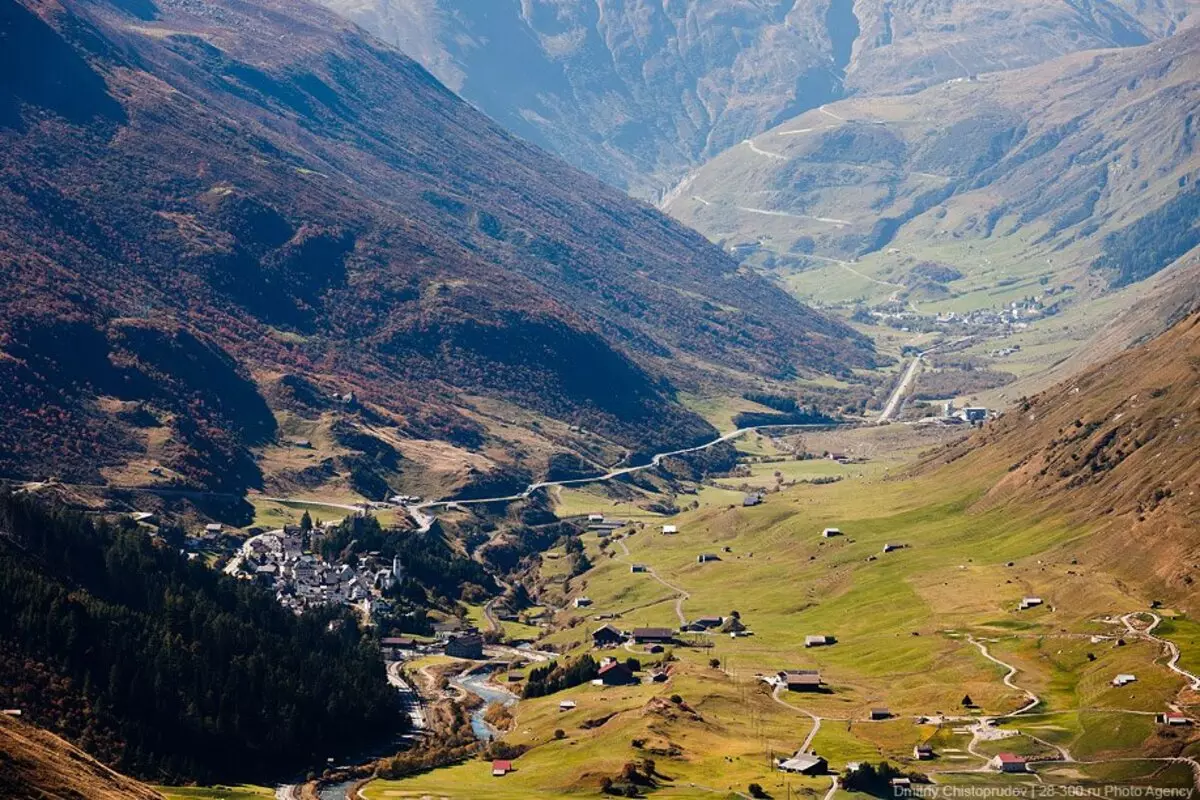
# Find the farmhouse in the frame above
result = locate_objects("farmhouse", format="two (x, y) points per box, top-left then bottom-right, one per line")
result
(689, 615), (724, 630)
(573, 596), (593, 608)
(444, 634), (484, 660)
(1158, 714), (1192, 725)
(697, 553), (721, 563)
(1112, 674), (1137, 687)
(631, 627), (676, 644)
(778, 753), (827, 775)
(587, 514), (604, 523)
(492, 759), (512, 777)
(822, 528), (842, 538)
(882, 543), (905, 553)
(559, 700), (577, 711)
(1018, 597), (1043, 610)
(661, 524), (678, 535)
(990, 753), (1027, 773)
(870, 707), (891, 720)
(804, 635), (835, 648)
(598, 659), (637, 686)
(630, 563), (648, 573)
(913, 744), (934, 760)
(592, 624), (625, 648)
(743, 494), (763, 507)
(780, 670), (822, 691)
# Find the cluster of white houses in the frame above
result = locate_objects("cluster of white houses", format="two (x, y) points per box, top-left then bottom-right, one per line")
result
(235, 526), (402, 614)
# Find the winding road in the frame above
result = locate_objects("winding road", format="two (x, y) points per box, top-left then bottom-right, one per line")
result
(1122, 612), (1200, 691)
(407, 422), (844, 532)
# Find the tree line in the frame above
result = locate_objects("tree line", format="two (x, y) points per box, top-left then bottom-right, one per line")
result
(0, 492), (401, 784)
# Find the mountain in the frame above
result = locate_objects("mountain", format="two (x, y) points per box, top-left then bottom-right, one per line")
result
(664, 24), (1199, 344)
(0, 712), (163, 800)
(321, 0), (1195, 196)
(924, 309), (1200, 607)
(0, 0), (873, 504)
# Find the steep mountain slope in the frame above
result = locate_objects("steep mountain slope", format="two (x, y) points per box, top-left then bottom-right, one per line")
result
(322, 0), (1195, 196)
(667, 26), (1198, 308)
(924, 309), (1200, 607)
(0, 713), (163, 800)
(0, 0), (872, 501)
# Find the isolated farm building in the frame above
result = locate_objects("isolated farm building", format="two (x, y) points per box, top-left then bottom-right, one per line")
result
(1158, 714), (1192, 725)
(690, 615), (724, 630)
(913, 744), (934, 760)
(1112, 673), (1137, 687)
(743, 494), (763, 507)
(962, 407), (988, 422)
(826, 452), (849, 462)
(630, 563), (648, 573)
(131, 511), (157, 525)
(492, 759), (512, 777)
(822, 528), (843, 538)
(650, 669), (670, 683)
(598, 659), (637, 686)
(990, 753), (1026, 773)
(573, 596), (593, 608)
(592, 624), (625, 648)
(721, 617), (747, 634)
(870, 707), (891, 720)
(805, 635), (835, 648)
(697, 553), (721, 563)
(778, 753), (827, 775)
(631, 627), (676, 644)
(587, 514), (604, 523)
(204, 523), (223, 535)
(882, 543), (905, 553)
(558, 700), (577, 711)
(890, 778), (912, 791)
(780, 670), (822, 691)
(1018, 597), (1043, 610)
(444, 634), (484, 660)
(661, 524), (678, 535)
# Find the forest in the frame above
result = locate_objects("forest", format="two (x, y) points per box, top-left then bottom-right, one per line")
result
(0, 493), (401, 783)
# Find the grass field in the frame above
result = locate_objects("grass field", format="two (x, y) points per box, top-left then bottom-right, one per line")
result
(157, 787), (273, 800)
(367, 426), (1197, 798)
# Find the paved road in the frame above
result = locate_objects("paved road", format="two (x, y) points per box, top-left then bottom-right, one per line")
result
(772, 684), (822, 754)
(407, 422), (843, 531)
(878, 354), (924, 424)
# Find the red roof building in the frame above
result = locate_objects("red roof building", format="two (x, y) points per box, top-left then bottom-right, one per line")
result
(492, 759), (512, 776)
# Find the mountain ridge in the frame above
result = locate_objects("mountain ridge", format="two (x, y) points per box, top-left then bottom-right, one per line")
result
(0, 0), (872, 502)
(323, 0), (1196, 196)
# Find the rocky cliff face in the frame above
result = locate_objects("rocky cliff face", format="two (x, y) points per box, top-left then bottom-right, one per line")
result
(322, 0), (1194, 196)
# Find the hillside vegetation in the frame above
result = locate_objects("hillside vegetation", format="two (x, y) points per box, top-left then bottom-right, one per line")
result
(668, 26), (1198, 278)
(925, 309), (1200, 604)
(0, 713), (163, 800)
(0, 0), (873, 503)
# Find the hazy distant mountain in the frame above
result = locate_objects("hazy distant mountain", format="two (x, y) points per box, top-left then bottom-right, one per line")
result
(322, 0), (1195, 196)
(0, 0), (871, 500)
(666, 26), (1198, 290)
